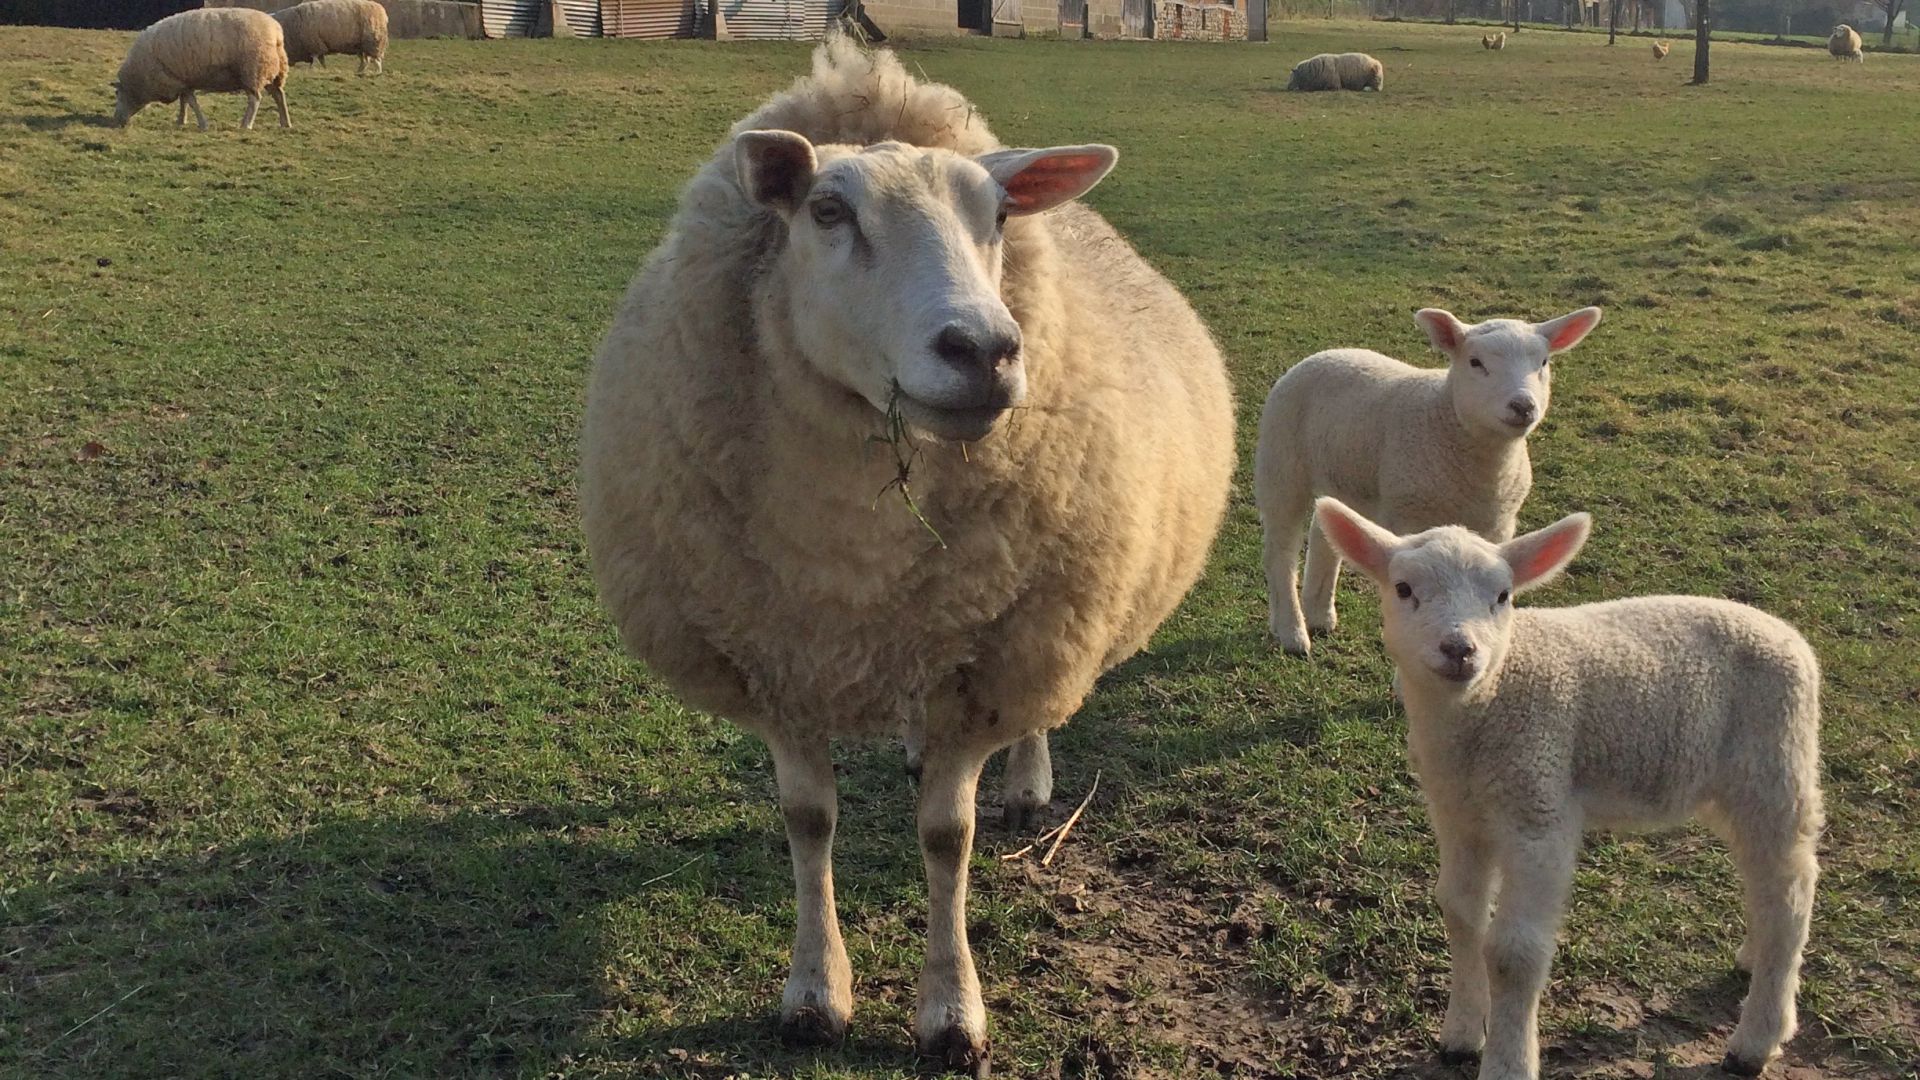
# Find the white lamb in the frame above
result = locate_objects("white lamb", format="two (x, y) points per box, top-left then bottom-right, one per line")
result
(274, 0), (390, 75)
(1314, 497), (1822, 1080)
(1828, 24), (1864, 62)
(113, 7), (292, 130)
(1286, 51), (1385, 92)
(579, 39), (1234, 1074)
(1255, 306), (1602, 655)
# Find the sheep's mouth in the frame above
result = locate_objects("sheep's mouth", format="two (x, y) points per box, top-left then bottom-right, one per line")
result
(894, 394), (1012, 443)
(1431, 660), (1479, 683)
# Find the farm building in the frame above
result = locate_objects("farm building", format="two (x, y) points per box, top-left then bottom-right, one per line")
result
(863, 0), (1265, 38)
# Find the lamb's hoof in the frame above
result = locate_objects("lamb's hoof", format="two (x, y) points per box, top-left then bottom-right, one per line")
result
(1002, 795), (1045, 832)
(918, 1026), (991, 1077)
(778, 1005), (847, 1047)
(1273, 631), (1311, 657)
(1437, 1046), (1480, 1068)
(1719, 1051), (1766, 1077)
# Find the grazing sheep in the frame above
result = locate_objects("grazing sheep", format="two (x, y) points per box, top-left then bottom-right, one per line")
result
(112, 7), (291, 130)
(1483, 30), (1507, 49)
(1828, 24), (1863, 62)
(1313, 498), (1822, 1080)
(1651, 39), (1671, 59)
(579, 38), (1234, 1073)
(1254, 306), (1602, 655)
(1287, 51), (1385, 91)
(274, 0), (389, 75)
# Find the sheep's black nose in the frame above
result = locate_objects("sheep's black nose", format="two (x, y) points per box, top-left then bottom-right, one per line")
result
(1439, 638), (1477, 661)
(1507, 398), (1538, 423)
(934, 325), (1021, 373)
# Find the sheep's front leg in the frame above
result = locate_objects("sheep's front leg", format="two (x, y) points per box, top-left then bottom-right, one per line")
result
(1000, 732), (1052, 831)
(1301, 519), (1343, 636)
(768, 735), (852, 1044)
(175, 97), (188, 126)
(239, 90), (260, 130)
(269, 80), (291, 129)
(916, 740), (994, 1076)
(182, 90), (207, 131)
(1479, 830), (1576, 1080)
(1435, 828), (1496, 1063)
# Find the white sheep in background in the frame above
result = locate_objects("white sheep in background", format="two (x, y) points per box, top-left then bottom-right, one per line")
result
(1314, 497), (1822, 1080)
(1651, 39), (1671, 60)
(274, 0), (389, 75)
(113, 7), (291, 130)
(1287, 52), (1385, 92)
(1254, 306), (1601, 655)
(579, 38), (1234, 1073)
(1484, 31), (1508, 49)
(1828, 24), (1864, 62)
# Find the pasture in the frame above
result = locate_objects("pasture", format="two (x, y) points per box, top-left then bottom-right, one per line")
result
(2, 20), (1916, 1079)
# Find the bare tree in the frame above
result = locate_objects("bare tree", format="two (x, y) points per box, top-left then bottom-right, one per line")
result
(1609, 0), (1621, 41)
(1693, 0), (1710, 82)
(1878, 0), (1907, 44)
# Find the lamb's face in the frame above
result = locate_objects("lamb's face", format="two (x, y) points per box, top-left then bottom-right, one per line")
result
(735, 131), (1116, 442)
(1378, 530), (1517, 688)
(1416, 306), (1602, 441)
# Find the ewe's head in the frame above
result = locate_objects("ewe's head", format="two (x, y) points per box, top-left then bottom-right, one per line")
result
(110, 79), (138, 127)
(1315, 497), (1590, 691)
(735, 130), (1117, 443)
(1416, 306), (1601, 441)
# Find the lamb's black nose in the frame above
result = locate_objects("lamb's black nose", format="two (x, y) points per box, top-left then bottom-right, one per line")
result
(933, 325), (1021, 373)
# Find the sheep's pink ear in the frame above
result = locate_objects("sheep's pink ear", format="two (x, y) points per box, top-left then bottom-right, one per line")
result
(1500, 512), (1591, 593)
(735, 129), (816, 214)
(1313, 497), (1399, 581)
(1535, 306), (1603, 354)
(977, 144), (1118, 216)
(1414, 308), (1469, 357)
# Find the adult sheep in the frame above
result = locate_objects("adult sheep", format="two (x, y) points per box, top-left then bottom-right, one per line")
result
(579, 37), (1234, 1074)
(1828, 24), (1864, 62)
(113, 7), (291, 130)
(274, 0), (389, 75)
(1288, 51), (1386, 91)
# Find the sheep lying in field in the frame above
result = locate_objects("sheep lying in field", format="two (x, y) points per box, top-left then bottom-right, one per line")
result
(1254, 306), (1601, 655)
(1483, 31), (1507, 49)
(579, 37), (1234, 1074)
(113, 7), (291, 130)
(1651, 39), (1671, 59)
(1314, 498), (1822, 1080)
(1287, 51), (1385, 91)
(1828, 24), (1863, 62)
(275, 0), (389, 75)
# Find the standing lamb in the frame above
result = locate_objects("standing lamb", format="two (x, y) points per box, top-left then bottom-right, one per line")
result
(1483, 30), (1508, 49)
(112, 7), (291, 130)
(1828, 24), (1864, 62)
(1287, 52), (1386, 91)
(579, 38), (1234, 1074)
(1651, 39), (1671, 59)
(1313, 498), (1822, 1080)
(274, 0), (390, 75)
(1254, 306), (1601, 655)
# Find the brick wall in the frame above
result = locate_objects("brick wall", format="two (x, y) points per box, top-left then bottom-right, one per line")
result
(1156, 0), (1243, 38)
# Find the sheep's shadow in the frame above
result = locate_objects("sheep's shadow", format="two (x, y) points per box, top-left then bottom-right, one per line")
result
(10, 111), (115, 131)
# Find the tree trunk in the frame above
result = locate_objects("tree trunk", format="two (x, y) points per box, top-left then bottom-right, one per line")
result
(1608, 0), (1619, 41)
(1692, 0), (1709, 83)
(1447, 0), (1456, 23)
(1882, 0), (1900, 45)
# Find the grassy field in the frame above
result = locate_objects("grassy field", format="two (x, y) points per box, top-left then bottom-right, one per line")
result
(3, 19), (1917, 1080)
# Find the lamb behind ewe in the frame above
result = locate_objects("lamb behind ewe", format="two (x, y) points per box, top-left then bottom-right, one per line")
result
(1315, 498), (1822, 1080)
(1255, 306), (1601, 655)
(1287, 51), (1385, 91)
(579, 37), (1234, 1073)
(274, 0), (389, 75)
(1828, 24), (1864, 61)
(1652, 39), (1671, 59)
(113, 7), (291, 130)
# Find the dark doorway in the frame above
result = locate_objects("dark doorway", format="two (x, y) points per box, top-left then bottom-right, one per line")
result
(959, 0), (990, 29)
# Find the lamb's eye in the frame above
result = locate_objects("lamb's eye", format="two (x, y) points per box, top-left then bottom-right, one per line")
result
(1496, 589), (1511, 606)
(995, 207), (1009, 230)
(1395, 582), (1413, 600)
(810, 197), (850, 227)
(1468, 357), (1485, 370)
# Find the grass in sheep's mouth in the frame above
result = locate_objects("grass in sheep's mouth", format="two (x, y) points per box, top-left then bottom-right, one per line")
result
(2, 21), (1917, 1080)
(872, 384), (947, 548)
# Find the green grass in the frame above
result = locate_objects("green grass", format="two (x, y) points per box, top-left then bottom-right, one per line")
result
(3, 20), (1918, 1079)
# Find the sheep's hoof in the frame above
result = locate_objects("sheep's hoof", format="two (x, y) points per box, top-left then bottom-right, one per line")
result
(1436, 1046), (1480, 1068)
(917, 1026), (990, 1077)
(1719, 1051), (1766, 1077)
(1001, 795), (1046, 832)
(778, 1005), (847, 1047)
(904, 758), (923, 784)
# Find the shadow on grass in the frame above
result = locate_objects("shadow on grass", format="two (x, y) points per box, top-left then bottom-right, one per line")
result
(9, 112), (115, 131)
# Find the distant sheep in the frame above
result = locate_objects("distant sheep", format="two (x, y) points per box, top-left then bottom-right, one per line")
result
(1828, 24), (1863, 62)
(1314, 498), (1822, 1080)
(275, 0), (389, 75)
(579, 38), (1234, 1074)
(1255, 306), (1601, 654)
(1287, 52), (1384, 92)
(1483, 31), (1507, 49)
(1652, 39), (1671, 59)
(113, 7), (291, 130)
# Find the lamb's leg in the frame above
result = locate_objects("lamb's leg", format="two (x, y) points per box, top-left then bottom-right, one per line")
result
(1479, 830), (1576, 1080)
(1301, 520), (1342, 636)
(184, 91), (207, 131)
(1723, 831), (1818, 1075)
(269, 79), (291, 129)
(239, 90), (259, 130)
(1258, 481), (1313, 655)
(358, 54), (368, 76)
(1435, 829), (1496, 1063)
(768, 735), (852, 1044)
(915, 740), (994, 1076)
(1000, 732), (1052, 831)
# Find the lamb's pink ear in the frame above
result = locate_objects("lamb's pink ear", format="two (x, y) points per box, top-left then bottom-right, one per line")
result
(1535, 306), (1603, 354)
(1414, 308), (1469, 357)
(1500, 512), (1591, 593)
(977, 144), (1118, 216)
(734, 129), (816, 215)
(1313, 497), (1400, 582)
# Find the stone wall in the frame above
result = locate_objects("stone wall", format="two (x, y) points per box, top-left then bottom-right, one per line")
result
(1155, 0), (1243, 39)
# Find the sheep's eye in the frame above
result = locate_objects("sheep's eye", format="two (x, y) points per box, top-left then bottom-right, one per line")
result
(1468, 357), (1485, 370)
(1496, 589), (1511, 606)
(1394, 582), (1413, 600)
(810, 197), (851, 227)
(995, 207), (1009, 231)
